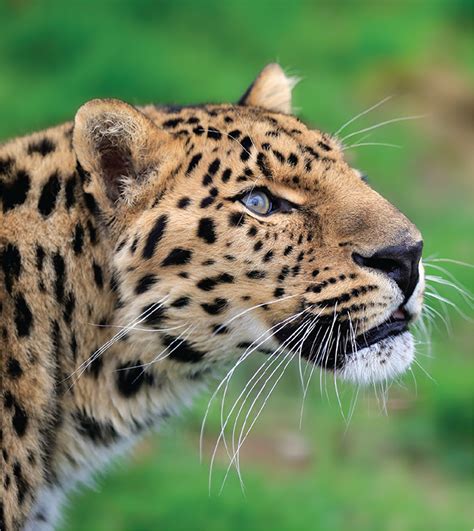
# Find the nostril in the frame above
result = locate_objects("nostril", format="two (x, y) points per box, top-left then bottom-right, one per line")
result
(352, 253), (402, 277)
(352, 241), (423, 303)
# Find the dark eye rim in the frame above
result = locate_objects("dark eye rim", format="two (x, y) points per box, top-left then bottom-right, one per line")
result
(230, 186), (297, 217)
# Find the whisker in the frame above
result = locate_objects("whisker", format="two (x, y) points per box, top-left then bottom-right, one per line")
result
(345, 142), (402, 149)
(334, 95), (393, 136)
(340, 114), (428, 143)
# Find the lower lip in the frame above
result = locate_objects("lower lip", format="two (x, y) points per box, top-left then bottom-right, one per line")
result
(355, 318), (408, 350)
(274, 312), (410, 370)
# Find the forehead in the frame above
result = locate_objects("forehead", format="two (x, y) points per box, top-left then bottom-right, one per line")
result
(154, 104), (352, 194)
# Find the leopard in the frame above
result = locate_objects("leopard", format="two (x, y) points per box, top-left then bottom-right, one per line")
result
(0, 64), (424, 530)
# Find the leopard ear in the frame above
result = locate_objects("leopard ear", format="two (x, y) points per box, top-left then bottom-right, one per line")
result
(73, 98), (168, 205)
(238, 63), (299, 114)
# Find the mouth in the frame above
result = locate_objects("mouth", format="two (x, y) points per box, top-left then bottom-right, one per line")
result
(274, 307), (411, 370)
(354, 308), (409, 351)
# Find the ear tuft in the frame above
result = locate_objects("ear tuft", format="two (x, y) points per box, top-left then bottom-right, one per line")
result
(238, 63), (299, 114)
(73, 99), (164, 203)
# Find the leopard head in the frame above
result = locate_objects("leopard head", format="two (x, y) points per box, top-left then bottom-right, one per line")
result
(73, 64), (424, 385)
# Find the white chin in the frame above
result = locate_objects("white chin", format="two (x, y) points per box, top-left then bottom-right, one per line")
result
(336, 332), (414, 385)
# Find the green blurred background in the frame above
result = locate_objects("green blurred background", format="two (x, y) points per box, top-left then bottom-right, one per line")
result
(1, 1), (473, 529)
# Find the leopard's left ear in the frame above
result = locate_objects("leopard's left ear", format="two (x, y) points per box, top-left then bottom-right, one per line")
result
(238, 63), (299, 114)
(73, 98), (170, 206)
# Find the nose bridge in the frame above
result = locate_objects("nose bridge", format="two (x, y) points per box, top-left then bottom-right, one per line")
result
(334, 186), (421, 251)
(334, 186), (424, 303)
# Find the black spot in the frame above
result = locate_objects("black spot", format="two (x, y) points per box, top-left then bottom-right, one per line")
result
(229, 212), (245, 227)
(143, 214), (168, 259)
(0, 169), (30, 212)
(4, 390), (14, 408)
(317, 140), (332, 151)
(197, 273), (234, 291)
(208, 159), (221, 175)
(170, 296), (190, 308)
(36, 245), (45, 270)
(221, 168), (232, 183)
(0, 157), (13, 174)
(116, 361), (154, 397)
(200, 196), (215, 208)
(87, 220), (97, 245)
(228, 129), (241, 140)
(86, 351), (103, 379)
(212, 324), (229, 335)
(263, 250), (274, 262)
(135, 274), (158, 295)
(83, 192), (98, 214)
(201, 298), (228, 315)
(193, 126), (205, 136)
(202, 173), (213, 186)
(7, 358), (23, 379)
(52, 252), (66, 303)
(92, 262), (104, 289)
(63, 292), (75, 323)
(240, 136), (253, 161)
(272, 150), (285, 163)
(38, 172), (61, 217)
(12, 402), (28, 437)
(186, 153), (202, 176)
(207, 129), (222, 140)
(128, 237), (138, 254)
(1, 243), (21, 293)
(28, 138), (55, 156)
(142, 304), (167, 327)
(257, 152), (272, 178)
(197, 217), (217, 244)
(177, 197), (191, 209)
(161, 248), (192, 267)
(14, 294), (33, 337)
(254, 241), (263, 251)
(287, 153), (298, 166)
(162, 336), (205, 363)
(65, 174), (77, 209)
(247, 226), (258, 237)
(13, 461), (28, 504)
(73, 223), (84, 255)
(162, 118), (183, 128)
(274, 287), (285, 297)
(246, 270), (266, 279)
(70, 333), (78, 360)
(74, 411), (119, 444)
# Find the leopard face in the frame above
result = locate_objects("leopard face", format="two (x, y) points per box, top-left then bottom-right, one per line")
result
(74, 64), (424, 386)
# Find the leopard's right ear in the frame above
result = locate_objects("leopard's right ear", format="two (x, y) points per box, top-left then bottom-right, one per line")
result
(73, 99), (171, 206)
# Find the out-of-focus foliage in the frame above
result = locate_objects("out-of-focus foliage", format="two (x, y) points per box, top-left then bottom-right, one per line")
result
(1, 1), (472, 529)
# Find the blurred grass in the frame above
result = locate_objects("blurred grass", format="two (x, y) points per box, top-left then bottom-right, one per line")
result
(1, 1), (473, 530)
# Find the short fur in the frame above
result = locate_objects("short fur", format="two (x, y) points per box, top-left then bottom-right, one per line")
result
(0, 64), (424, 530)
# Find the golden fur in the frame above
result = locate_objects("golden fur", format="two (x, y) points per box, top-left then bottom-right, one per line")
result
(0, 64), (423, 530)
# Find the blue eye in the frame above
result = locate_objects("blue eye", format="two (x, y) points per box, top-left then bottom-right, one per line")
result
(241, 190), (272, 215)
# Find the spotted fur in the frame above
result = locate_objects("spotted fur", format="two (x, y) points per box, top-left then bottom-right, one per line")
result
(0, 64), (424, 530)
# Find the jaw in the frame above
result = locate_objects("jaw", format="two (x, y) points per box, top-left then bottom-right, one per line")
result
(336, 331), (415, 385)
(274, 309), (416, 385)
